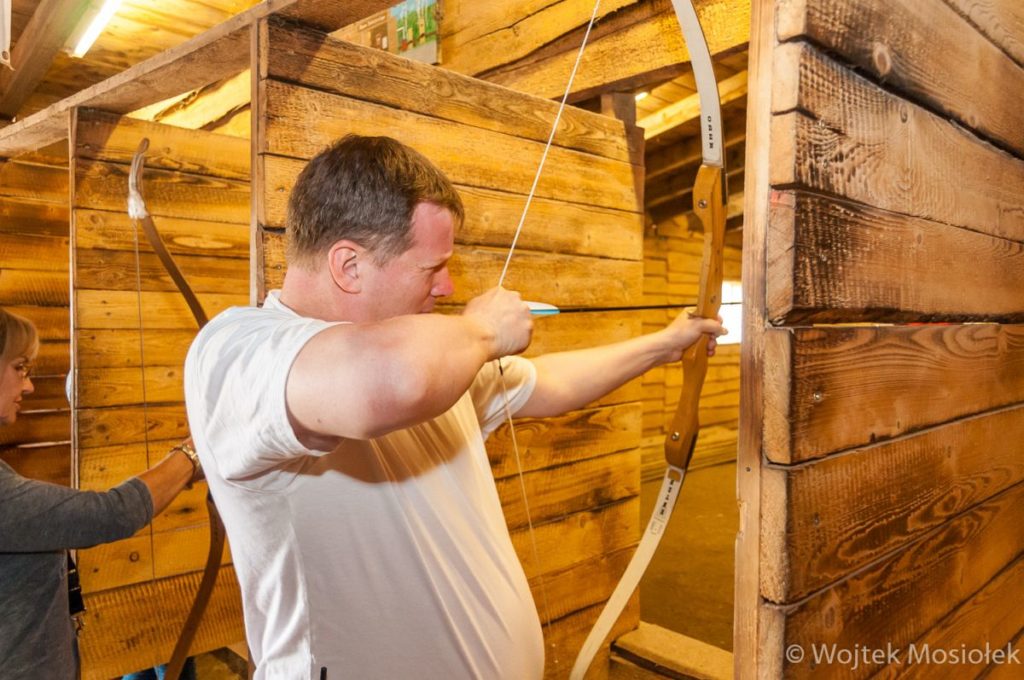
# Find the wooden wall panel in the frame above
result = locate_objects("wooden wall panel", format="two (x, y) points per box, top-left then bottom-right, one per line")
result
(745, 0), (1024, 676)
(68, 108), (249, 675)
(254, 19), (644, 679)
(0, 148), (71, 487)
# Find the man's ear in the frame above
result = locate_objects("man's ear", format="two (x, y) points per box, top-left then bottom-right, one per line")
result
(327, 241), (365, 293)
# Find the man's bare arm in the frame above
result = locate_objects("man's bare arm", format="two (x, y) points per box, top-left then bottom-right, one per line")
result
(286, 288), (532, 445)
(518, 313), (725, 419)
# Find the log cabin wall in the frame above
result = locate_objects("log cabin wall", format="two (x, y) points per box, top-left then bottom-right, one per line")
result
(0, 144), (71, 486)
(252, 15), (645, 678)
(69, 108), (249, 678)
(740, 0), (1024, 677)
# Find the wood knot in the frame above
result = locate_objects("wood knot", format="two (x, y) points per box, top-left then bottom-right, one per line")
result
(871, 42), (892, 78)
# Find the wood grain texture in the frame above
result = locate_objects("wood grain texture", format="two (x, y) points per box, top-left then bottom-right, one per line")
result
(74, 159), (249, 224)
(260, 80), (639, 213)
(269, 18), (631, 162)
(75, 109), (250, 180)
(767, 190), (1024, 323)
(776, 0), (1024, 156)
(470, 0), (750, 101)
(78, 566), (244, 680)
(770, 43), (1024, 243)
(761, 481), (1024, 679)
(762, 403), (1024, 602)
(871, 554), (1024, 679)
(260, 228), (641, 307)
(944, 0), (1024, 67)
(763, 324), (1024, 462)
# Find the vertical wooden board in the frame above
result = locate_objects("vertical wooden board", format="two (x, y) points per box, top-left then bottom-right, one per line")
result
(770, 43), (1024, 243)
(764, 325), (1024, 462)
(776, 0), (1024, 156)
(736, 0), (778, 674)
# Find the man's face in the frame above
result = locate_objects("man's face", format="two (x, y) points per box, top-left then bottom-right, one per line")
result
(364, 202), (455, 319)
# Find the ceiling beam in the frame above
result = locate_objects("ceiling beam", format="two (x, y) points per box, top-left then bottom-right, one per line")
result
(639, 70), (748, 140)
(0, 0), (92, 120)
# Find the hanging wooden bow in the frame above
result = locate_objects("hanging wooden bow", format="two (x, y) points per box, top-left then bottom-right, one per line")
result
(128, 138), (225, 680)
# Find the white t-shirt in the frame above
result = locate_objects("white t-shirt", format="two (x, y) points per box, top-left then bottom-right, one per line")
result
(184, 291), (543, 680)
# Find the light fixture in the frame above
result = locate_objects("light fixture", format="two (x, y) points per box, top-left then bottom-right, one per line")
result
(634, 91), (649, 102)
(65, 0), (124, 59)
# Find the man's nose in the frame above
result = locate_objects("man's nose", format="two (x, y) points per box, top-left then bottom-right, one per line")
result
(432, 268), (454, 298)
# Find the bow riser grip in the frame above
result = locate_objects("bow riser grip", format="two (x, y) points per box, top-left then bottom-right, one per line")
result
(692, 164), (727, 320)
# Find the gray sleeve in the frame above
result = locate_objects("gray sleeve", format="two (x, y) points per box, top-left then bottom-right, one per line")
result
(0, 462), (154, 552)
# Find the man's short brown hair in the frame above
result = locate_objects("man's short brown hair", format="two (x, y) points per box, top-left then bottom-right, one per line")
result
(286, 135), (464, 268)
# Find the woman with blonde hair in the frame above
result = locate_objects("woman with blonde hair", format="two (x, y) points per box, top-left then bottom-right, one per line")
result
(0, 307), (202, 679)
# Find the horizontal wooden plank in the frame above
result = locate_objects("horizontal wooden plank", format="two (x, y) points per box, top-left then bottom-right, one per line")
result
(75, 109), (250, 180)
(0, 269), (69, 307)
(777, 0), (1024, 156)
(511, 497), (640, 580)
(530, 545), (637, 625)
(76, 366), (185, 408)
(764, 324), (1024, 462)
(74, 209), (249, 260)
(258, 156), (642, 261)
(1, 305), (69, 340)
(770, 43), (1024, 242)
(0, 443), (70, 485)
(767, 191), (1024, 323)
(261, 228), (642, 307)
(74, 160), (249, 224)
(0, 231), (70, 271)
(0, 160), (67, 203)
(0, 409), (70, 446)
(77, 328), (194, 369)
(79, 440), (158, 490)
(944, 0), (1024, 67)
(79, 565), (243, 680)
(489, 402), (643, 479)
(762, 481), (1024, 679)
(260, 80), (640, 212)
(498, 449), (640, 530)
(762, 404), (1024, 602)
(0, 197), (69, 235)
(871, 554), (1024, 680)
(78, 533), (153, 593)
(77, 405), (188, 449)
(75, 248), (248, 295)
(153, 524), (230, 579)
(266, 18), (631, 163)
(75, 290), (247, 330)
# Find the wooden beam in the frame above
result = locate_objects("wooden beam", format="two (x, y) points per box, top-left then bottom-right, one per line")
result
(639, 70), (747, 140)
(0, 0), (91, 121)
(0, 0), (394, 157)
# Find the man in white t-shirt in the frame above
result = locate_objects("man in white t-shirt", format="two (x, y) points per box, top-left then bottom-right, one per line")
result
(184, 135), (724, 679)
